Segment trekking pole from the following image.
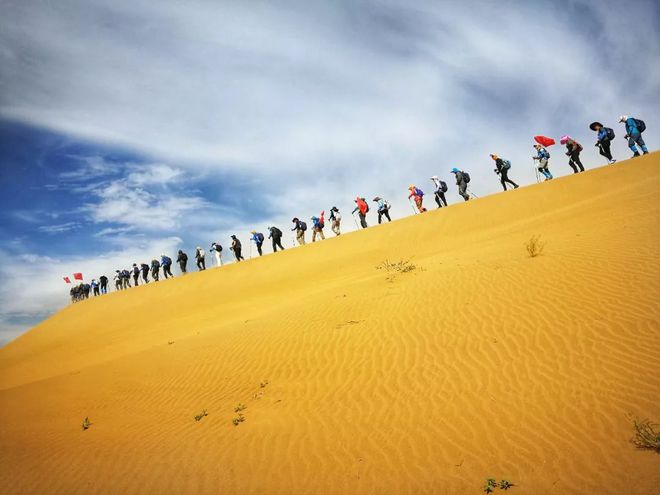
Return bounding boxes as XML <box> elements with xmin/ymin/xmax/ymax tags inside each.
<box><xmin>249</xmin><ymin>243</ymin><xmax>252</xmax><ymax>259</ymax></box>
<box><xmin>533</xmin><ymin>159</ymin><xmax>541</xmax><ymax>183</ymax></box>
<box><xmin>408</xmin><ymin>197</ymin><xmax>418</xmax><ymax>214</ymax></box>
<box><xmin>467</xmin><ymin>187</ymin><xmax>479</xmax><ymax>199</ymax></box>
<box><xmin>352</xmin><ymin>212</ymin><xmax>360</xmax><ymax>229</ymax></box>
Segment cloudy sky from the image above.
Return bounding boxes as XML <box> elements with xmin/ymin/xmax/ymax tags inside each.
<box><xmin>1</xmin><ymin>0</ymin><xmax>659</xmax><ymax>344</ymax></box>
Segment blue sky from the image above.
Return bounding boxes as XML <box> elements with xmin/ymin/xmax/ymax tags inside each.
<box><xmin>1</xmin><ymin>0</ymin><xmax>659</xmax><ymax>344</ymax></box>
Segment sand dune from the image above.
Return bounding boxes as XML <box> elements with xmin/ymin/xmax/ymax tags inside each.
<box><xmin>1</xmin><ymin>154</ymin><xmax>659</xmax><ymax>494</ymax></box>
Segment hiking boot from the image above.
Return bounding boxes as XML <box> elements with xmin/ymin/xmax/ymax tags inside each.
<box><xmin>514</xmin><ymin>184</ymin><xmax>519</xmax><ymax>189</ymax></box>
<box><xmin>643</xmin><ymin>151</ymin><xmax>649</xmax><ymax>155</ymax></box>
<box><xmin>633</xmin><ymin>152</ymin><xmax>640</xmax><ymax>157</ymax></box>
<box><xmin>610</xmin><ymin>159</ymin><xmax>617</xmax><ymax>164</ymax></box>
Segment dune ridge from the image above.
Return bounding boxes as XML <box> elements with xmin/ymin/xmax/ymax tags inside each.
<box><xmin>1</xmin><ymin>154</ymin><xmax>659</xmax><ymax>494</ymax></box>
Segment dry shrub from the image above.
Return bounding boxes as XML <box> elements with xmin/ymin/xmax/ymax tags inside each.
<box><xmin>525</xmin><ymin>235</ymin><xmax>545</xmax><ymax>258</ymax></box>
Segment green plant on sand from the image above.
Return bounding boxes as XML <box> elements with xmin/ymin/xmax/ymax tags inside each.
<box><xmin>194</xmin><ymin>409</ymin><xmax>208</xmax><ymax>422</ymax></box>
<box><xmin>632</xmin><ymin>418</ymin><xmax>660</xmax><ymax>452</ymax></box>
<box><xmin>81</xmin><ymin>417</ymin><xmax>92</xmax><ymax>430</ymax></box>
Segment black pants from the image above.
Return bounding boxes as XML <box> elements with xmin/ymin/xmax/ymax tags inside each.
<box><xmin>100</xmin><ymin>283</ymin><xmax>107</xmax><ymax>293</ymax></box>
<box><xmin>93</xmin><ymin>287</ymin><xmax>100</xmax><ymax>296</ymax></box>
<box><xmin>142</xmin><ymin>270</ymin><xmax>149</xmax><ymax>283</ymax></box>
<box><xmin>256</xmin><ymin>242</ymin><xmax>263</xmax><ymax>256</ymax></box>
<box><xmin>272</xmin><ymin>237</ymin><xmax>285</xmax><ymax>252</ymax></box>
<box><xmin>358</xmin><ymin>212</ymin><xmax>367</xmax><ymax>228</ymax></box>
<box><xmin>434</xmin><ymin>191</ymin><xmax>447</xmax><ymax>207</ymax></box>
<box><xmin>568</xmin><ymin>150</ymin><xmax>585</xmax><ymax>173</ymax></box>
<box><xmin>133</xmin><ymin>274</ymin><xmax>139</xmax><ymax>286</ymax></box>
<box><xmin>499</xmin><ymin>168</ymin><xmax>518</xmax><ymax>190</ymax></box>
<box><xmin>152</xmin><ymin>269</ymin><xmax>159</xmax><ymax>281</ymax></box>
<box><xmin>163</xmin><ymin>264</ymin><xmax>173</xmax><ymax>278</ymax></box>
<box><xmin>179</xmin><ymin>261</ymin><xmax>187</xmax><ymax>273</ymax></box>
<box><xmin>377</xmin><ymin>208</ymin><xmax>391</xmax><ymax>224</ymax></box>
<box><xmin>598</xmin><ymin>140</ymin><xmax>613</xmax><ymax>161</ymax></box>
<box><xmin>234</xmin><ymin>247</ymin><xmax>244</xmax><ymax>261</ymax></box>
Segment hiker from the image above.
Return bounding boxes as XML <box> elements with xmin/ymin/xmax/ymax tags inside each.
<box><xmin>151</xmin><ymin>258</ymin><xmax>160</xmax><ymax>281</ymax></box>
<box><xmin>177</xmin><ymin>250</ymin><xmax>188</xmax><ymax>273</ymax></box>
<box><xmin>292</xmin><ymin>217</ymin><xmax>307</xmax><ymax>245</ymax></box>
<box><xmin>352</xmin><ymin>197</ymin><xmax>369</xmax><ymax>228</ymax></box>
<box><xmin>230</xmin><ymin>235</ymin><xmax>244</xmax><ymax>261</ymax></box>
<box><xmin>91</xmin><ymin>279</ymin><xmax>100</xmax><ymax>297</ymax></box>
<box><xmin>619</xmin><ymin>115</ymin><xmax>649</xmax><ymax>157</ymax></box>
<box><xmin>373</xmin><ymin>197</ymin><xmax>392</xmax><ymax>223</ymax></box>
<box><xmin>140</xmin><ymin>263</ymin><xmax>150</xmax><ymax>283</ymax></box>
<box><xmin>311</xmin><ymin>212</ymin><xmax>325</xmax><ymax>242</ymax></box>
<box><xmin>268</xmin><ymin>226</ymin><xmax>285</xmax><ymax>252</ymax></box>
<box><xmin>450</xmin><ymin>168</ymin><xmax>471</xmax><ymax>201</ymax></box>
<box><xmin>490</xmin><ymin>154</ymin><xmax>519</xmax><ymax>190</ymax></box>
<box><xmin>532</xmin><ymin>145</ymin><xmax>553</xmax><ymax>181</ymax></box>
<box><xmin>560</xmin><ymin>135</ymin><xmax>585</xmax><ymax>173</ymax></box>
<box><xmin>114</xmin><ymin>270</ymin><xmax>122</xmax><ymax>290</ymax></box>
<box><xmin>408</xmin><ymin>185</ymin><xmax>427</xmax><ymax>213</ymax></box>
<box><xmin>195</xmin><ymin>247</ymin><xmax>206</xmax><ymax>271</ymax></box>
<box><xmin>132</xmin><ymin>264</ymin><xmax>140</xmax><ymax>286</ymax></box>
<box><xmin>99</xmin><ymin>275</ymin><xmax>108</xmax><ymax>294</ymax></box>
<box><xmin>430</xmin><ymin>176</ymin><xmax>448</xmax><ymax>208</ymax></box>
<box><xmin>590</xmin><ymin>121</ymin><xmax>616</xmax><ymax>164</ymax></box>
<box><xmin>82</xmin><ymin>282</ymin><xmax>91</xmax><ymax>299</ymax></box>
<box><xmin>329</xmin><ymin>207</ymin><xmax>341</xmax><ymax>235</ymax></box>
<box><xmin>161</xmin><ymin>254</ymin><xmax>174</xmax><ymax>279</ymax></box>
<box><xmin>250</xmin><ymin>231</ymin><xmax>265</xmax><ymax>255</ymax></box>
<box><xmin>210</xmin><ymin>243</ymin><xmax>223</xmax><ymax>266</ymax></box>
<box><xmin>121</xmin><ymin>269</ymin><xmax>131</xmax><ymax>289</ymax></box>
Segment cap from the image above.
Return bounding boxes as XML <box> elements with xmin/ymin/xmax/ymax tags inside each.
<box><xmin>430</xmin><ymin>175</ymin><xmax>439</xmax><ymax>180</ymax></box>
<box><xmin>451</xmin><ymin>168</ymin><xmax>459</xmax><ymax>173</ymax></box>
<box><xmin>619</xmin><ymin>115</ymin><xmax>628</xmax><ymax>123</ymax></box>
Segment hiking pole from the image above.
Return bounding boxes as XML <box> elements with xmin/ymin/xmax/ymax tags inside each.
<box><xmin>408</xmin><ymin>197</ymin><xmax>418</xmax><ymax>214</ymax></box>
<box><xmin>467</xmin><ymin>187</ymin><xmax>479</xmax><ymax>199</ymax></box>
<box><xmin>352</xmin><ymin>212</ymin><xmax>360</xmax><ymax>229</ymax></box>
<box><xmin>249</xmin><ymin>243</ymin><xmax>252</xmax><ymax>259</ymax></box>
<box><xmin>533</xmin><ymin>159</ymin><xmax>541</xmax><ymax>183</ymax></box>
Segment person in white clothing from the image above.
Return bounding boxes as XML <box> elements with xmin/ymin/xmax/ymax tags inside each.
<box><xmin>211</xmin><ymin>242</ymin><xmax>223</xmax><ymax>267</ymax></box>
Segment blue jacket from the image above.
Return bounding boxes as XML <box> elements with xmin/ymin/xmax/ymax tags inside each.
<box><xmin>625</xmin><ymin>117</ymin><xmax>639</xmax><ymax>136</ymax></box>
<box><xmin>597</xmin><ymin>128</ymin><xmax>608</xmax><ymax>142</ymax></box>
<box><xmin>161</xmin><ymin>256</ymin><xmax>171</xmax><ymax>266</ymax></box>
<box><xmin>251</xmin><ymin>233</ymin><xmax>264</xmax><ymax>243</ymax></box>
<box><xmin>536</xmin><ymin>148</ymin><xmax>550</xmax><ymax>159</ymax></box>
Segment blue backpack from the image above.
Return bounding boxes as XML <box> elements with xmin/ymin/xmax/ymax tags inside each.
<box><xmin>414</xmin><ymin>187</ymin><xmax>424</xmax><ymax>197</ymax></box>
<box><xmin>256</xmin><ymin>233</ymin><xmax>264</xmax><ymax>243</ymax></box>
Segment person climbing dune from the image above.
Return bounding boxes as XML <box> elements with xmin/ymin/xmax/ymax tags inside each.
<box><xmin>311</xmin><ymin>212</ymin><xmax>325</xmax><ymax>242</ymax></box>
<box><xmin>352</xmin><ymin>197</ymin><xmax>369</xmax><ymax>228</ymax></box>
<box><xmin>619</xmin><ymin>115</ymin><xmax>648</xmax><ymax>158</ymax></box>
<box><xmin>292</xmin><ymin>217</ymin><xmax>307</xmax><ymax>245</ymax></box>
<box><xmin>560</xmin><ymin>135</ymin><xmax>585</xmax><ymax>173</ymax></box>
<box><xmin>329</xmin><ymin>207</ymin><xmax>342</xmax><ymax>235</ymax></box>
<box><xmin>490</xmin><ymin>154</ymin><xmax>519</xmax><ymax>190</ymax></box>
<box><xmin>532</xmin><ymin>145</ymin><xmax>553</xmax><ymax>181</ymax></box>
<box><xmin>230</xmin><ymin>235</ymin><xmax>244</xmax><ymax>261</ymax></box>
<box><xmin>451</xmin><ymin>168</ymin><xmax>471</xmax><ymax>201</ymax></box>
<box><xmin>430</xmin><ymin>176</ymin><xmax>448</xmax><ymax>208</ymax></box>
<box><xmin>250</xmin><ymin>231</ymin><xmax>265</xmax><ymax>255</ymax></box>
<box><xmin>590</xmin><ymin>121</ymin><xmax>616</xmax><ymax>164</ymax></box>
<box><xmin>408</xmin><ymin>185</ymin><xmax>427</xmax><ymax>213</ymax></box>
<box><xmin>268</xmin><ymin>226</ymin><xmax>285</xmax><ymax>252</ymax></box>
<box><xmin>373</xmin><ymin>197</ymin><xmax>392</xmax><ymax>223</ymax></box>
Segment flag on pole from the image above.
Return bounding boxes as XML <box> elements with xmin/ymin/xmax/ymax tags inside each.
<box><xmin>63</xmin><ymin>277</ymin><xmax>71</xmax><ymax>284</ymax></box>
<box><xmin>534</xmin><ymin>135</ymin><xmax>556</xmax><ymax>147</ymax></box>
<box><xmin>73</xmin><ymin>272</ymin><xmax>83</xmax><ymax>281</ymax></box>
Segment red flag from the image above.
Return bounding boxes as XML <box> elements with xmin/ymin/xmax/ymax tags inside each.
<box><xmin>73</xmin><ymin>273</ymin><xmax>83</xmax><ymax>281</ymax></box>
<box><xmin>63</xmin><ymin>277</ymin><xmax>71</xmax><ymax>284</ymax></box>
<box><xmin>534</xmin><ymin>135</ymin><xmax>556</xmax><ymax>147</ymax></box>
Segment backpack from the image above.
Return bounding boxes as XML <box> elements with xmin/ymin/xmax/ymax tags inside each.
<box><xmin>181</xmin><ymin>253</ymin><xmax>188</xmax><ymax>261</ymax></box>
<box><xmin>163</xmin><ymin>256</ymin><xmax>171</xmax><ymax>265</ymax></box>
<box><xmin>633</xmin><ymin>118</ymin><xmax>646</xmax><ymax>133</ymax></box>
<box><xmin>385</xmin><ymin>200</ymin><xmax>392</xmax><ymax>210</ymax></box>
<box><xmin>440</xmin><ymin>180</ymin><xmax>448</xmax><ymax>193</ymax></box>
<box><xmin>300</xmin><ymin>221</ymin><xmax>307</xmax><ymax>231</ymax></box>
<box><xmin>502</xmin><ymin>159</ymin><xmax>511</xmax><ymax>169</ymax></box>
<box><xmin>271</xmin><ymin>227</ymin><xmax>282</xmax><ymax>237</ymax></box>
<box><xmin>414</xmin><ymin>187</ymin><xmax>424</xmax><ymax>197</ymax></box>
<box><xmin>256</xmin><ymin>233</ymin><xmax>264</xmax><ymax>242</ymax></box>
<box><xmin>141</xmin><ymin>264</ymin><xmax>149</xmax><ymax>271</ymax></box>
<box><xmin>363</xmin><ymin>199</ymin><xmax>370</xmax><ymax>213</ymax></box>
<box><xmin>463</xmin><ymin>172</ymin><xmax>471</xmax><ymax>183</ymax></box>
<box><xmin>605</xmin><ymin>127</ymin><xmax>615</xmax><ymax>140</ymax></box>
<box><xmin>318</xmin><ymin>220</ymin><xmax>324</xmax><ymax>229</ymax></box>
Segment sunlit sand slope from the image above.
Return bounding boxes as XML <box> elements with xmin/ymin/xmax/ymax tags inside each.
<box><xmin>1</xmin><ymin>154</ymin><xmax>659</xmax><ymax>494</ymax></box>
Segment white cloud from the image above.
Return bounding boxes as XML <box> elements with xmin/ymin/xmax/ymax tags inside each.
<box><xmin>37</xmin><ymin>221</ymin><xmax>81</xmax><ymax>234</ymax></box>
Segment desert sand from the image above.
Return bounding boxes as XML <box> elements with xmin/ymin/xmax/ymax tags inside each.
<box><xmin>1</xmin><ymin>154</ymin><xmax>659</xmax><ymax>494</ymax></box>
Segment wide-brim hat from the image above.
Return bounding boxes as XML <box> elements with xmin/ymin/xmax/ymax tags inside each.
<box><xmin>372</xmin><ymin>196</ymin><xmax>381</xmax><ymax>201</ymax></box>
<box><xmin>589</xmin><ymin>121</ymin><xmax>603</xmax><ymax>131</ymax></box>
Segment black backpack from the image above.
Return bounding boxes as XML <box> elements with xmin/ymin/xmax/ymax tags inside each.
<box><xmin>300</xmin><ymin>221</ymin><xmax>307</xmax><ymax>231</ymax></box>
<box><xmin>256</xmin><ymin>233</ymin><xmax>264</xmax><ymax>242</ymax></box>
<box><xmin>181</xmin><ymin>253</ymin><xmax>188</xmax><ymax>262</ymax></box>
<box><xmin>463</xmin><ymin>172</ymin><xmax>471</xmax><ymax>183</ymax></box>
<box><xmin>440</xmin><ymin>180</ymin><xmax>448</xmax><ymax>193</ymax></box>
<box><xmin>634</xmin><ymin>118</ymin><xmax>646</xmax><ymax>133</ymax></box>
<box><xmin>605</xmin><ymin>127</ymin><xmax>615</xmax><ymax>140</ymax></box>
<box><xmin>271</xmin><ymin>227</ymin><xmax>282</xmax><ymax>237</ymax></box>
<box><xmin>214</xmin><ymin>244</ymin><xmax>222</xmax><ymax>252</ymax></box>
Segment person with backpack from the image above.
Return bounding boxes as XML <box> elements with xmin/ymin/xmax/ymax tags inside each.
<box><xmin>177</xmin><ymin>250</ymin><xmax>188</xmax><ymax>273</ymax></box>
<box><xmin>230</xmin><ymin>235</ymin><xmax>244</xmax><ymax>261</ymax></box>
<box><xmin>268</xmin><ymin>226</ymin><xmax>285</xmax><ymax>252</ymax></box>
<box><xmin>161</xmin><ymin>254</ymin><xmax>174</xmax><ymax>279</ymax></box>
<box><xmin>121</xmin><ymin>269</ymin><xmax>131</xmax><ymax>289</ymax></box>
<box><xmin>450</xmin><ymin>168</ymin><xmax>471</xmax><ymax>201</ymax></box>
<box><xmin>195</xmin><ymin>247</ymin><xmax>206</xmax><ymax>270</ymax></box>
<box><xmin>619</xmin><ymin>115</ymin><xmax>649</xmax><ymax>157</ymax></box>
<box><xmin>430</xmin><ymin>176</ymin><xmax>448</xmax><ymax>208</ymax></box>
<box><xmin>91</xmin><ymin>279</ymin><xmax>100</xmax><ymax>297</ymax></box>
<box><xmin>131</xmin><ymin>264</ymin><xmax>140</xmax><ymax>286</ymax></box>
<box><xmin>291</xmin><ymin>217</ymin><xmax>307</xmax><ymax>245</ymax></box>
<box><xmin>490</xmin><ymin>154</ymin><xmax>520</xmax><ymax>190</ymax></box>
<box><xmin>310</xmin><ymin>212</ymin><xmax>325</xmax><ymax>242</ymax></box>
<box><xmin>560</xmin><ymin>136</ymin><xmax>585</xmax><ymax>173</ymax></box>
<box><xmin>373</xmin><ymin>197</ymin><xmax>392</xmax><ymax>223</ymax></box>
<box><xmin>250</xmin><ymin>231</ymin><xmax>266</xmax><ymax>255</ymax></box>
<box><xmin>589</xmin><ymin>121</ymin><xmax>616</xmax><ymax>164</ymax></box>
<box><xmin>532</xmin><ymin>144</ymin><xmax>553</xmax><ymax>181</ymax></box>
<box><xmin>99</xmin><ymin>275</ymin><xmax>108</xmax><ymax>294</ymax></box>
<box><xmin>352</xmin><ymin>197</ymin><xmax>369</xmax><ymax>228</ymax></box>
<box><xmin>329</xmin><ymin>207</ymin><xmax>342</xmax><ymax>235</ymax></box>
<box><xmin>407</xmin><ymin>185</ymin><xmax>426</xmax><ymax>213</ymax></box>
<box><xmin>151</xmin><ymin>259</ymin><xmax>160</xmax><ymax>281</ymax></box>
<box><xmin>82</xmin><ymin>282</ymin><xmax>91</xmax><ymax>299</ymax></box>
<box><xmin>210</xmin><ymin>242</ymin><xmax>223</xmax><ymax>266</ymax></box>
<box><xmin>114</xmin><ymin>270</ymin><xmax>122</xmax><ymax>290</ymax></box>
<box><xmin>140</xmin><ymin>263</ymin><xmax>150</xmax><ymax>283</ymax></box>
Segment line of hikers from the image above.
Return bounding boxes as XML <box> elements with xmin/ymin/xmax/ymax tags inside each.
<box><xmin>69</xmin><ymin>116</ymin><xmax>649</xmax><ymax>301</ymax></box>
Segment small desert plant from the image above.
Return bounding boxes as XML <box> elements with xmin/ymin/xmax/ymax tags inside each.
<box><xmin>499</xmin><ymin>479</ymin><xmax>514</xmax><ymax>490</ymax></box>
<box><xmin>260</xmin><ymin>380</ymin><xmax>269</xmax><ymax>388</ymax></box>
<box><xmin>632</xmin><ymin>418</ymin><xmax>660</xmax><ymax>452</ymax></box>
<box><xmin>194</xmin><ymin>409</ymin><xmax>208</xmax><ymax>422</ymax></box>
<box><xmin>81</xmin><ymin>417</ymin><xmax>92</xmax><ymax>430</ymax></box>
<box><xmin>483</xmin><ymin>478</ymin><xmax>498</xmax><ymax>493</ymax></box>
<box><xmin>232</xmin><ymin>413</ymin><xmax>245</xmax><ymax>426</ymax></box>
<box><xmin>376</xmin><ymin>258</ymin><xmax>417</xmax><ymax>273</ymax></box>
<box><xmin>525</xmin><ymin>235</ymin><xmax>545</xmax><ymax>258</ymax></box>
<box><xmin>234</xmin><ymin>403</ymin><xmax>247</xmax><ymax>413</ymax></box>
